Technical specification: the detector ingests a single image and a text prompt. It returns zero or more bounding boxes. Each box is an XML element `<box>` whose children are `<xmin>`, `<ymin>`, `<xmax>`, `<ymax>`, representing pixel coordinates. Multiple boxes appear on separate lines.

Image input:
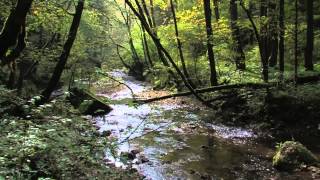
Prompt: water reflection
<box><xmin>94</xmin><ymin>71</ymin><xmax>276</xmax><ymax>179</ymax></box>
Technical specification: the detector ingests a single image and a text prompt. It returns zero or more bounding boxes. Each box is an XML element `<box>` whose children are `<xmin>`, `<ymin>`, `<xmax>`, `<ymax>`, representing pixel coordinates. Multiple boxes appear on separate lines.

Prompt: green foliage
<box><xmin>0</xmin><ymin>88</ymin><xmax>138</xmax><ymax>179</ymax></box>
<box><xmin>273</xmin><ymin>141</ymin><xmax>319</xmax><ymax>171</ymax></box>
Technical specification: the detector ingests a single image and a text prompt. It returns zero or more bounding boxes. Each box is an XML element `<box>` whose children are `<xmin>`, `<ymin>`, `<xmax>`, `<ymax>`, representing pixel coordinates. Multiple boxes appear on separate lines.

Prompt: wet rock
<box><xmin>200</xmin><ymin>174</ymin><xmax>211</xmax><ymax>179</ymax></box>
<box><xmin>131</xmin><ymin>149</ymin><xmax>141</xmax><ymax>155</ymax></box>
<box><xmin>139</xmin><ymin>155</ymin><xmax>149</xmax><ymax>163</ymax></box>
<box><xmin>129</xmin><ymin>168</ymin><xmax>138</xmax><ymax>173</ymax></box>
<box><xmin>163</xmin><ymin>160</ymin><xmax>172</xmax><ymax>164</ymax></box>
<box><xmin>119</xmin><ymin>129</ymin><xmax>124</xmax><ymax>132</ymax></box>
<box><xmin>201</xmin><ymin>145</ymin><xmax>210</xmax><ymax>149</ymax></box>
<box><xmin>121</xmin><ymin>152</ymin><xmax>136</xmax><ymax>160</ymax></box>
<box><xmin>189</xmin><ymin>169</ymin><xmax>196</xmax><ymax>174</ymax></box>
<box><xmin>134</xmin><ymin>159</ymin><xmax>142</xmax><ymax>165</ymax></box>
<box><xmin>69</xmin><ymin>87</ymin><xmax>112</xmax><ymax>116</ymax></box>
<box><xmin>272</xmin><ymin>141</ymin><xmax>319</xmax><ymax>171</ymax></box>
<box><xmin>101</xmin><ymin>130</ymin><xmax>111</xmax><ymax>137</ymax></box>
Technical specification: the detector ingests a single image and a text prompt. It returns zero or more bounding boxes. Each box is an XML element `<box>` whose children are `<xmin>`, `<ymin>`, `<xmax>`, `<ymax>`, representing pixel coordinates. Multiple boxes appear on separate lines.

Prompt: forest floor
<box><xmin>0</xmin><ymin>87</ymin><xmax>141</xmax><ymax>179</ymax></box>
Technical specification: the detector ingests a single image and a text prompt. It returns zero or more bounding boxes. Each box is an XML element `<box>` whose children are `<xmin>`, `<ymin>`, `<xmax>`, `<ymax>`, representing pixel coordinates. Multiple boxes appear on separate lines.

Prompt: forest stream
<box><xmin>92</xmin><ymin>71</ymin><xmax>317</xmax><ymax>180</ymax></box>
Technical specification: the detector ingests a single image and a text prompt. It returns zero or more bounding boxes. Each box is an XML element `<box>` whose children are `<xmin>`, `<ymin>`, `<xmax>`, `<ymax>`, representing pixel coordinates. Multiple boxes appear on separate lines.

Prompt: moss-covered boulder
<box><xmin>273</xmin><ymin>141</ymin><xmax>319</xmax><ymax>171</ymax></box>
<box><xmin>68</xmin><ymin>87</ymin><xmax>112</xmax><ymax>116</ymax></box>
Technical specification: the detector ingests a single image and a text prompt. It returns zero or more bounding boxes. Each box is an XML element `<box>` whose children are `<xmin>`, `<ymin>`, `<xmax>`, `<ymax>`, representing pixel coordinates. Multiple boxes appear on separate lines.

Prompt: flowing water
<box><xmin>93</xmin><ymin>71</ymin><xmax>315</xmax><ymax>180</ymax></box>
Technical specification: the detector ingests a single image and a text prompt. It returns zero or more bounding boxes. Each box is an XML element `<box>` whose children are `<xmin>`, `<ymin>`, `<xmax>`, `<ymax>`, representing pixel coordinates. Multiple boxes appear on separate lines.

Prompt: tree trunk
<box><xmin>149</xmin><ymin>0</ymin><xmax>156</xmax><ymax>26</ymax></box>
<box><xmin>203</xmin><ymin>0</ymin><xmax>218</xmax><ymax>86</ymax></box>
<box><xmin>141</xmin><ymin>0</ymin><xmax>153</xmax><ymax>27</ymax></box>
<box><xmin>125</xmin><ymin>0</ymin><xmax>212</xmax><ymax>107</ymax></box>
<box><xmin>40</xmin><ymin>0</ymin><xmax>84</xmax><ymax>103</ymax></box>
<box><xmin>294</xmin><ymin>0</ymin><xmax>298</xmax><ymax>83</ymax></box>
<box><xmin>170</xmin><ymin>0</ymin><xmax>194</xmax><ymax>87</ymax></box>
<box><xmin>213</xmin><ymin>0</ymin><xmax>220</xmax><ymax>21</ymax></box>
<box><xmin>240</xmin><ymin>1</ymin><xmax>267</xmax><ymax>82</ymax></box>
<box><xmin>142</xmin><ymin>26</ymin><xmax>153</xmax><ymax>67</ymax></box>
<box><xmin>279</xmin><ymin>0</ymin><xmax>285</xmax><ymax>74</ymax></box>
<box><xmin>230</xmin><ymin>0</ymin><xmax>246</xmax><ymax>70</ymax></box>
<box><xmin>0</xmin><ymin>0</ymin><xmax>33</xmax><ymax>60</ymax></box>
<box><xmin>260</xmin><ymin>0</ymin><xmax>269</xmax><ymax>82</ymax></box>
<box><xmin>304</xmin><ymin>0</ymin><xmax>314</xmax><ymax>71</ymax></box>
<box><xmin>268</xmin><ymin>0</ymin><xmax>278</xmax><ymax>67</ymax></box>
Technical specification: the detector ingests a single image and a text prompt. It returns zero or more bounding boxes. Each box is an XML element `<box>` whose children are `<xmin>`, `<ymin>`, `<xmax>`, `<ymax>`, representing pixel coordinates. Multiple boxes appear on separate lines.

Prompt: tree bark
<box><xmin>142</xmin><ymin>25</ymin><xmax>153</xmax><ymax>67</ymax></box>
<box><xmin>260</xmin><ymin>0</ymin><xmax>269</xmax><ymax>82</ymax></box>
<box><xmin>279</xmin><ymin>0</ymin><xmax>285</xmax><ymax>74</ymax></box>
<box><xmin>203</xmin><ymin>0</ymin><xmax>218</xmax><ymax>86</ymax></box>
<box><xmin>0</xmin><ymin>0</ymin><xmax>33</xmax><ymax>60</ymax></box>
<box><xmin>149</xmin><ymin>0</ymin><xmax>156</xmax><ymax>26</ymax></box>
<box><xmin>141</xmin><ymin>0</ymin><xmax>153</xmax><ymax>27</ymax></box>
<box><xmin>230</xmin><ymin>0</ymin><xmax>246</xmax><ymax>70</ymax></box>
<box><xmin>170</xmin><ymin>0</ymin><xmax>194</xmax><ymax>87</ymax></box>
<box><xmin>268</xmin><ymin>0</ymin><xmax>278</xmax><ymax>67</ymax></box>
<box><xmin>294</xmin><ymin>0</ymin><xmax>298</xmax><ymax>83</ymax></box>
<box><xmin>213</xmin><ymin>0</ymin><xmax>220</xmax><ymax>21</ymax></box>
<box><xmin>40</xmin><ymin>0</ymin><xmax>84</xmax><ymax>103</ymax></box>
<box><xmin>304</xmin><ymin>0</ymin><xmax>314</xmax><ymax>71</ymax></box>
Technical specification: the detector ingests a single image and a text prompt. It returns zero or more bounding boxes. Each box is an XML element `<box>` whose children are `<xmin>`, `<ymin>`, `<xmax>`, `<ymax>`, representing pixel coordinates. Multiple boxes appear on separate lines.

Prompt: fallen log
<box><xmin>136</xmin><ymin>74</ymin><xmax>320</xmax><ymax>104</ymax></box>
<box><xmin>135</xmin><ymin>83</ymin><xmax>271</xmax><ymax>104</ymax></box>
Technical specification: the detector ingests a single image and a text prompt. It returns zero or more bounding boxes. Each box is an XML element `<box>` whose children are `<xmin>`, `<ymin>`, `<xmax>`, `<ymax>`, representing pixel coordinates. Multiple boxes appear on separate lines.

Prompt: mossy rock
<box><xmin>273</xmin><ymin>141</ymin><xmax>319</xmax><ymax>171</ymax></box>
<box><xmin>69</xmin><ymin>88</ymin><xmax>112</xmax><ymax>116</ymax></box>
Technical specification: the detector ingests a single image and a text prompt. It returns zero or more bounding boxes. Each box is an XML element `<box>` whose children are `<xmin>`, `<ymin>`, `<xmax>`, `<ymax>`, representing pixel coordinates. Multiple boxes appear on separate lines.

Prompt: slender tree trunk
<box><xmin>240</xmin><ymin>0</ymin><xmax>269</xmax><ymax>82</ymax></box>
<box><xmin>149</xmin><ymin>0</ymin><xmax>156</xmax><ymax>28</ymax></box>
<box><xmin>260</xmin><ymin>0</ymin><xmax>269</xmax><ymax>82</ymax></box>
<box><xmin>279</xmin><ymin>0</ymin><xmax>285</xmax><ymax>74</ymax></box>
<box><xmin>132</xmin><ymin>0</ymin><xmax>180</xmax><ymax>85</ymax></box>
<box><xmin>294</xmin><ymin>0</ymin><xmax>298</xmax><ymax>83</ymax></box>
<box><xmin>305</xmin><ymin>0</ymin><xmax>314</xmax><ymax>71</ymax></box>
<box><xmin>134</xmin><ymin>0</ymin><xmax>170</xmax><ymax>68</ymax></box>
<box><xmin>170</xmin><ymin>0</ymin><xmax>194</xmax><ymax>87</ymax></box>
<box><xmin>142</xmin><ymin>26</ymin><xmax>153</xmax><ymax>67</ymax></box>
<box><xmin>141</xmin><ymin>0</ymin><xmax>153</xmax><ymax>27</ymax></box>
<box><xmin>268</xmin><ymin>0</ymin><xmax>278</xmax><ymax>67</ymax></box>
<box><xmin>230</xmin><ymin>0</ymin><xmax>246</xmax><ymax>70</ymax></box>
<box><xmin>0</xmin><ymin>0</ymin><xmax>33</xmax><ymax>60</ymax></box>
<box><xmin>125</xmin><ymin>0</ymin><xmax>212</xmax><ymax>107</ymax></box>
<box><xmin>40</xmin><ymin>0</ymin><xmax>84</xmax><ymax>103</ymax></box>
<box><xmin>213</xmin><ymin>0</ymin><xmax>220</xmax><ymax>21</ymax></box>
<box><xmin>203</xmin><ymin>0</ymin><xmax>218</xmax><ymax>86</ymax></box>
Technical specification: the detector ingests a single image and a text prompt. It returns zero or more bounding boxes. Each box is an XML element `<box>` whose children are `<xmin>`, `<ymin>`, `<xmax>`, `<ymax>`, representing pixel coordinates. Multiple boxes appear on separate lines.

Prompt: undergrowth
<box><xmin>0</xmin><ymin>86</ymin><xmax>139</xmax><ymax>179</ymax></box>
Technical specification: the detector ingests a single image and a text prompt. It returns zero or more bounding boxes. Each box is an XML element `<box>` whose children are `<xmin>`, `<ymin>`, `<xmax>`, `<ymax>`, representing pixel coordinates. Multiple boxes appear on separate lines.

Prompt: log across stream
<box><xmin>92</xmin><ymin>71</ymin><xmax>315</xmax><ymax>179</ymax></box>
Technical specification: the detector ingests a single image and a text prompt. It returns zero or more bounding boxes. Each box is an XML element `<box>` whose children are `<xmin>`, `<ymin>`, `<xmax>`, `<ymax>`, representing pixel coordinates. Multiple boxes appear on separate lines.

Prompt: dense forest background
<box><xmin>0</xmin><ymin>0</ymin><xmax>319</xmax><ymax>95</ymax></box>
<box><xmin>0</xmin><ymin>0</ymin><xmax>319</xmax><ymax>179</ymax></box>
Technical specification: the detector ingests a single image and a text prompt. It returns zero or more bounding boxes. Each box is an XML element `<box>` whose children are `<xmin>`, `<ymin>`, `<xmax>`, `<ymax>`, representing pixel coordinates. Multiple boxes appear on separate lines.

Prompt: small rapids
<box><xmin>92</xmin><ymin>71</ymin><xmax>305</xmax><ymax>179</ymax></box>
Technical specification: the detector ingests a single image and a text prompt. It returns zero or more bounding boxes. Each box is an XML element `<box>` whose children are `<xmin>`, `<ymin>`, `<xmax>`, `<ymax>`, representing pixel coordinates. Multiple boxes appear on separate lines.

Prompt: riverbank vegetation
<box><xmin>0</xmin><ymin>0</ymin><xmax>319</xmax><ymax>179</ymax></box>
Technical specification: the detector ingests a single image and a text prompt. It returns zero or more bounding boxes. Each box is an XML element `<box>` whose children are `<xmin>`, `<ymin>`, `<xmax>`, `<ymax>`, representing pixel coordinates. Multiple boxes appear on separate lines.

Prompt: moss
<box><xmin>69</xmin><ymin>87</ymin><xmax>112</xmax><ymax>116</ymax></box>
<box><xmin>273</xmin><ymin>141</ymin><xmax>319</xmax><ymax>171</ymax></box>
<box><xmin>78</xmin><ymin>99</ymin><xmax>94</xmax><ymax>114</ymax></box>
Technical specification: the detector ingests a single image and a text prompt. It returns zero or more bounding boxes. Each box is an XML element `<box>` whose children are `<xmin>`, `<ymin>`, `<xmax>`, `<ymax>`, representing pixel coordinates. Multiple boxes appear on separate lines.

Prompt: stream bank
<box><xmin>93</xmin><ymin>71</ymin><xmax>320</xmax><ymax>179</ymax></box>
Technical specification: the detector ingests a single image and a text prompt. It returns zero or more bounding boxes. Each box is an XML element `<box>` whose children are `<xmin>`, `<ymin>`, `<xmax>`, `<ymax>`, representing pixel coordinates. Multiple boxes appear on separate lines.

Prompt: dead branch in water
<box><xmin>98</xmin><ymin>71</ymin><xmax>136</xmax><ymax>99</ymax></box>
